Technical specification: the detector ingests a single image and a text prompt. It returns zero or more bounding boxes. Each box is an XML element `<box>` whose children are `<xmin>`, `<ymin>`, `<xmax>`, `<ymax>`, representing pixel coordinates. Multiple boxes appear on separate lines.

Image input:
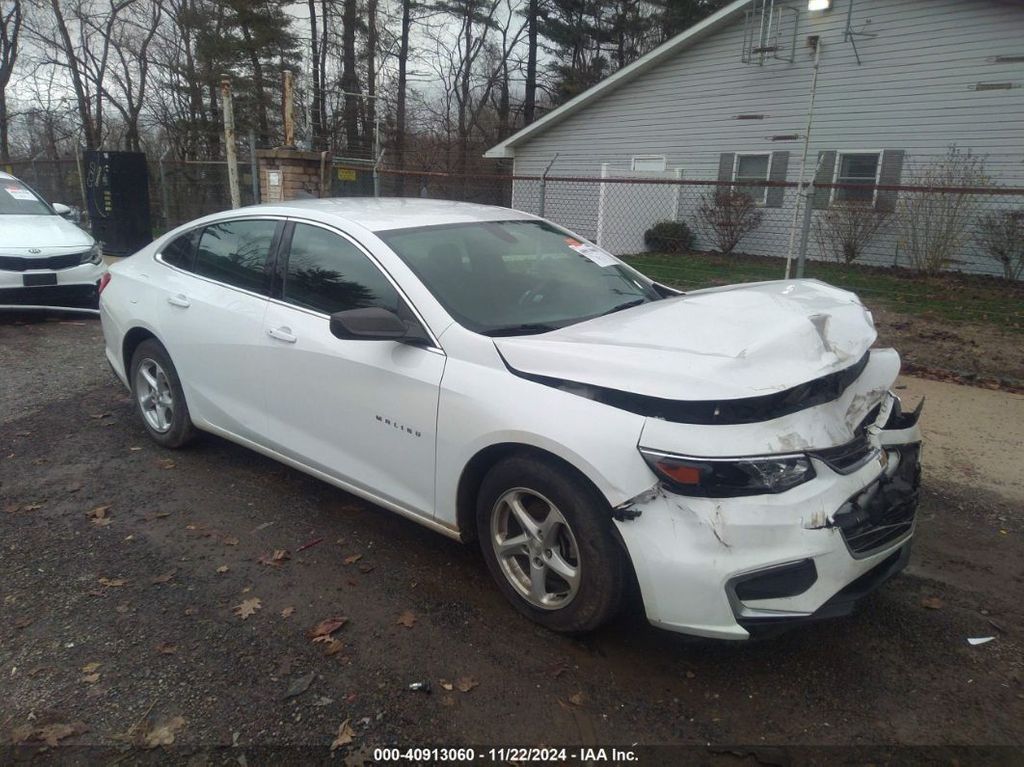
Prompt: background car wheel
<box><xmin>130</xmin><ymin>339</ymin><xmax>196</xmax><ymax>449</ymax></box>
<box><xmin>476</xmin><ymin>454</ymin><xmax>627</xmax><ymax>633</ymax></box>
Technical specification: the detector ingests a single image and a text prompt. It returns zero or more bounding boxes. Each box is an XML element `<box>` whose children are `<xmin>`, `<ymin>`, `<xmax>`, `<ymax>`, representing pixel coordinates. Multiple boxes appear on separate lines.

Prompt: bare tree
<box><xmin>976</xmin><ymin>209</ymin><xmax>1024</xmax><ymax>280</ymax></box>
<box><xmin>897</xmin><ymin>147</ymin><xmax>990</xmax><ymax>274</ymax></box>
<box><xmin>813</xmin><ymin>202</ymin><xmax>890</xmax><ymax>265</ymax></box>
<box><xmin>0</xmin><ymin>0</ymin><xmax>22</xmax><ymax>161</ymax></box>
<box><xmin>697</xmin><ymin>189</ymin><xmax>764</xmax><ymax>255</ymax></box>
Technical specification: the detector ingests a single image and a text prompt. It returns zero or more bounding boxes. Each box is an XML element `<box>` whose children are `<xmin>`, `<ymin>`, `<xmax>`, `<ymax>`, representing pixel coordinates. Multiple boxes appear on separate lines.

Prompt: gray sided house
<box><xmin>485</xmin><ymin>0</ymin><xmax>1024</xmax><ymax>273</ymax></box>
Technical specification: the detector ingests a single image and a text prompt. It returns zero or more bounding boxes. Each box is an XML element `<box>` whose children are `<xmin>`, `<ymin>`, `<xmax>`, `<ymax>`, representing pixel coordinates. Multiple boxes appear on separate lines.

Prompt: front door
<box><xmin>260</xmin><ymin>221</ymin><xmax>445</xmax><ymax>517</ymax></box>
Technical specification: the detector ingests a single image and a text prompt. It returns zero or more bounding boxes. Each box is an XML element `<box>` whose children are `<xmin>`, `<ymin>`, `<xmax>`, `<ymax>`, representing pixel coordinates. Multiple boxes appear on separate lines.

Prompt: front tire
<box><xmin>476</xmin><ymin>455</ymin><xmax>627</xmax><ymax>633</ymax></box>
<box><xmin>130</xmin><ymin>339</ymin><xmax>196</xmax><ymax>449</ymax></box>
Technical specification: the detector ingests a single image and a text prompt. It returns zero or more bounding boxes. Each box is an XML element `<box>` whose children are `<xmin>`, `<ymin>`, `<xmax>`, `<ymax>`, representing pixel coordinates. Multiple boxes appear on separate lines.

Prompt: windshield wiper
<box><xmin>599</xmin><ymin>298</ymin><xmax>647</xmax><ymax>316</ymax></box>
<box><xmin>483</xmin><ymin>323</ymin><xmax>558</xmax><ymax>337</ymax></box>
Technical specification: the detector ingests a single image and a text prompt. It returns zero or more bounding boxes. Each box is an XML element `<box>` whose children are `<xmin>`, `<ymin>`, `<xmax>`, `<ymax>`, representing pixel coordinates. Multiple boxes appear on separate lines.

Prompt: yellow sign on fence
<box><xmin>336</xmin><ymin>168</ymin><xmax>357</xmax><ymax>182</ymax></box>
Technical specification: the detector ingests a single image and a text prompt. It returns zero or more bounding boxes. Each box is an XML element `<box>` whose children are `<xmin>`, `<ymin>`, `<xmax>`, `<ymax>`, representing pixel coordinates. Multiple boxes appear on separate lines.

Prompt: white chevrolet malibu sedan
<box><xmin>0</xmin><ymin>171</ymin><xmax>105</xmax><ymax>305</ymax></box>
<box><xmin>100</xmin><ymin>198</ymin><xmax>922</xmax><ymax>639</ymax></box>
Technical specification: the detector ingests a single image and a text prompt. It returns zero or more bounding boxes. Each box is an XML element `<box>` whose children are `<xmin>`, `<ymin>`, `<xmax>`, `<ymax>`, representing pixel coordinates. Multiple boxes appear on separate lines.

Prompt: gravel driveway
<box><xmin>1</xmin><ymin>312</ymin><xmax>1022</xmax><ymax>760</ymax></box>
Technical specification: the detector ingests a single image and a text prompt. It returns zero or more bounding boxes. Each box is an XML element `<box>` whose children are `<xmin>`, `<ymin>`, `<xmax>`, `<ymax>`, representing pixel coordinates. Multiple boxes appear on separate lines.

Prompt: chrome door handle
<box><xmin>267</xmin><ymin>326</ymin><xmax>297</xmax><ymax>344</ymax></box>
<box><xmin>167</xmin><ymin>294</ymin><xmax>191</xmax><ymax>308</ymax></box>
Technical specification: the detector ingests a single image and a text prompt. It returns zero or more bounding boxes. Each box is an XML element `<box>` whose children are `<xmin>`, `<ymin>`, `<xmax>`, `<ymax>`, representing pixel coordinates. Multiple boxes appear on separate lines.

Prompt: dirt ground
<box><xmin>1</xmin><ymin>313</ymin><xmax>1023</xmax><ymax>761</ymax></box>
<box><xmin>873</xmin><ymin>307</ymin><xmax>1024</xmax><ymax>389</ymax></box>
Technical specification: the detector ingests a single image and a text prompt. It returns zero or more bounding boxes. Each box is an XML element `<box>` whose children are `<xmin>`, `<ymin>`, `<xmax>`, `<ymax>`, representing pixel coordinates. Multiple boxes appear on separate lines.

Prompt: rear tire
<box><xmin>129</xmin><ymin>339</ymin><xmax>196</xmax><ymax>449</ymax></box>
<box><xmin>476</xmin><ymin>455</ymin><xmax>627</xmax><ymax>633</ymax></box>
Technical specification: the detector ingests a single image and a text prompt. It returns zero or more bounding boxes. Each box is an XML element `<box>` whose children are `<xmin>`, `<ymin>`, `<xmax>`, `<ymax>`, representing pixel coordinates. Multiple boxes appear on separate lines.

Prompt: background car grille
<box><xmin>0</xmin><ymin>252</ymin><xmax>85</xmax><ymax>272</ymax></box>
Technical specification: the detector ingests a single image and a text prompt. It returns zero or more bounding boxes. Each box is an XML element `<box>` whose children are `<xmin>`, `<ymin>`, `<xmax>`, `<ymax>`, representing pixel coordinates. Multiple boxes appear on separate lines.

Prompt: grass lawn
<box><xmin>625</xmin><ymin>251</ymin><xmax>1024</xmax><ymax>332</ymax></box>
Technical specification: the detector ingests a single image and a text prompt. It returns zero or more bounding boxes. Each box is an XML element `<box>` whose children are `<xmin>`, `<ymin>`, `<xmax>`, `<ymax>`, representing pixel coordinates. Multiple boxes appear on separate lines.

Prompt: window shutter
<box><xmin>717</xmin><ymin>153</ymin><xmax>736</xmax><ymax>184</ymax></box>
<box><xmin>811</xmin><ymin>151</ymin><xmax>837</xmax><ymax>210</ymax></box>
<box><xmin>765</xmin><ymin>151</ymin><xmax>789</xmax><ymax>208</ymax></box>
<box><xmin>875</xmin><ymin>150</ymin><xmax>905</xmax><ymax>213</ymax></box>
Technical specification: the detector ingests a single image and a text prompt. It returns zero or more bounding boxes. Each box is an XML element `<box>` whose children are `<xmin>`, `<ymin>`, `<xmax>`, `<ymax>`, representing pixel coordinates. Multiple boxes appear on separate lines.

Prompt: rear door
<box><xmin>259</xmin><ymin>220</ymin><xmax>445</xmax><ymax>517</ymax></box>
<box><xmin>156</xmin><ymin>217</ymin><xmax>282</xmax><ymax>441</ymax></box>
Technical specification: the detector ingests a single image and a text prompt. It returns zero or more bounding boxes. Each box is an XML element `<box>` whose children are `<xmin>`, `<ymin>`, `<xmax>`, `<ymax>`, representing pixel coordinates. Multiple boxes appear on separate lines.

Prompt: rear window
<box><xmin>0</xmin><ymin>180</ymin><xmax>51</xmax><ymax>216</ymax></box>
<box><xmin>160</xmin><ymin>229</ymin><xmax>200</xmax><ymax>271</ymax></box>
<box><xmin>194</xmin><ymin>220</ymin><xmax>278</xmax><ymax>294</ymax></box>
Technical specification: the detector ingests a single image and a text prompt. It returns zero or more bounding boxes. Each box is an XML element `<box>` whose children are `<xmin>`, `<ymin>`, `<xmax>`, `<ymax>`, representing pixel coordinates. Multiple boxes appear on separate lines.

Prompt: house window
<box><xmin>631</xmin><ymin>155</ymin><xmax>666</xmax><ymax>172</ymax></box>
<box><xmin>834</xmin><ymin>152</ymin><xmax>881</xmax><ymax>204</ymax></box>
<box><xmin>733</xmin><ymin>154</ymin><xmax>771</xmax><ymax>204</ymax></box>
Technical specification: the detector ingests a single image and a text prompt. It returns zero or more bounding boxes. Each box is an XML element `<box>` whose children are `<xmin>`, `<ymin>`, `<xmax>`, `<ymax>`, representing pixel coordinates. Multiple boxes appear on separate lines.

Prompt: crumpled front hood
<box><xmin>494</xmin><ymin>280</ymin><xmax>877</xmax><ymax>402</ymax></box>
<box><xmin>0</xmin><ymin>214</ymin><xmax>93</xmax><ymax>252</ymax></box>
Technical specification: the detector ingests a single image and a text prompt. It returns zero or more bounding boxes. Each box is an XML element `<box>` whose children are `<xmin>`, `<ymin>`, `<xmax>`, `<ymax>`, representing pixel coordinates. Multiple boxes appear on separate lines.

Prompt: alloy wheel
<box><xmin>136</xmin><ymin>358</ymin><xmax>175</xmax><ymax>433</ymax></box>
<box><xmin>490</xmin><ymin>487</ymin><xmax>581</xmax><ymax>610</ymax></box>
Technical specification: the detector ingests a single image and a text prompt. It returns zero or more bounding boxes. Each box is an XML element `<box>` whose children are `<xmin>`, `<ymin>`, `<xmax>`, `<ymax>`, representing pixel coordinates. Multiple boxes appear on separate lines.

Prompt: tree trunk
<box><xmin>308</xmin><ymin>0</ymin><xmax>322</xmax><ymax>149</ymax></box>
<box><xmin>364</xmin><ymin>0</ymin><xmax>378</xmax><ymax>158</ymax></box>
<box><xmin>341</xmin><ymin>0</ymin><xmax>361</xmax><ymax>155</ymax></box>
<box><xmin>0</xmin><ymin>90</ymin><xmax>8</xmax><ymax>161</ymax></box>
<box><xmin>395</xmin><ymin>0</ymin><xmax>411</xmax><ymax>193</ymax></box>
<box><xmin>524</xmin><ymin>0</ymin><xmax>537</xmax><ymax>125</ymax></box>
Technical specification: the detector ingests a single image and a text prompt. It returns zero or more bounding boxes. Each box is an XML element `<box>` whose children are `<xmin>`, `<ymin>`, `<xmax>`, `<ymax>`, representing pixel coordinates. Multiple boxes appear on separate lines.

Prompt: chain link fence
<box><xmin>3</xmin><ymin>156</ymin><xmax>257</xmax><ymax>235</ymax></box>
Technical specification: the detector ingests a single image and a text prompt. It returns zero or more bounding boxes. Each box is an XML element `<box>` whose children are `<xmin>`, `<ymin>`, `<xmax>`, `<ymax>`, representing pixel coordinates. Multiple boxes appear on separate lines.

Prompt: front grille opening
<box><xmin>834</xmin><ymin>444</ymin><xmax>921</xmax><ymax>556</ymax></box>
<box><xmin>0</xmin><ymin>253</ymin><xmax>84</xmax><ymax>272</ymax></box>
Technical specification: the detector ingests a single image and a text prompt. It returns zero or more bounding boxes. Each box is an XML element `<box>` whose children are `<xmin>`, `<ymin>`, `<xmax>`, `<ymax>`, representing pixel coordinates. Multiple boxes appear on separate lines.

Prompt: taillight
<box><xmin>98</xmin><ymin>272</ymin><xmax>112</xmax><ymax>295</ymax></box>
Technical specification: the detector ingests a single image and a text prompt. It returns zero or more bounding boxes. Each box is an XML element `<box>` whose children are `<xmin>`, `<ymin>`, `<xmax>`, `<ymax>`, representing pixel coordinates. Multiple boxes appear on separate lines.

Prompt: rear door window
<box><xmin>194</xmin><ymin>220</ymin><xmax>278</xmax><ymax>294</ymax></box>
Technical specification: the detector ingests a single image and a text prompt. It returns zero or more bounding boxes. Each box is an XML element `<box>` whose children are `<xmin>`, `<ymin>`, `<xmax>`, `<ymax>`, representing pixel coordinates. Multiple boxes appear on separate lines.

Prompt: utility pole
<box><xmin>785</xmin><ymin>37</ymin><xmax>823</xmax><ymax>278</ymax></box>
<box><xmin>221</xmin><ymin>75</ymin><xmax>241</xmax><ymax>209</ymax></box>
<box><xmin>282</xmin><ymin>69</ymin><xmax>295</xmax><ymax>148</ymax></box>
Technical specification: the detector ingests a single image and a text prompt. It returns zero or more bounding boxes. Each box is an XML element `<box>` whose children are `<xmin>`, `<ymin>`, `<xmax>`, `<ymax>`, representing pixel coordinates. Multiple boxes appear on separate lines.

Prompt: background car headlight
<box><xmin>639</xmin><ymin>449</ymin><xmax>816</xmax><ymax>497</ymax></box>
<box><xmin>80</xmin><ymin>243</ymin><xmax>103</xmax><ymax>265</ymax></box>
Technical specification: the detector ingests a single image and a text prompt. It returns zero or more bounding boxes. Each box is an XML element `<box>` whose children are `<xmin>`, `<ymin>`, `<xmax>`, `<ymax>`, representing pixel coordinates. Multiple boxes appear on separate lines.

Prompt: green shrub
<box><xmin>643</xmin><ymin>220</ymin><xmax>695</xmax><ymax>253</ymax></box>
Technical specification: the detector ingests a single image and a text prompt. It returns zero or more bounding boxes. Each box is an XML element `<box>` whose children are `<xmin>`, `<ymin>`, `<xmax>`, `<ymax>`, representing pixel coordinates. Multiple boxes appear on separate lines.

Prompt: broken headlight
<box><xmin>639</xmin><ymin>449</ymin><xmax>816</xmax><ymax>497</ymax></box>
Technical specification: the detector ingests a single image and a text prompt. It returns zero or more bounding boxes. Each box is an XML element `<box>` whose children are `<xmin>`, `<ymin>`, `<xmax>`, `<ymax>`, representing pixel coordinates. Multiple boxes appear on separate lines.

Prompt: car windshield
<box><xmin>0</xmin><ymin>180</ymin><xmax>52</xmax><ymax>216</ymax></box>
<box><xmin>379</xmin><ymin>220</ymin><xmax>661</xmax><ymax>335</ymax></box>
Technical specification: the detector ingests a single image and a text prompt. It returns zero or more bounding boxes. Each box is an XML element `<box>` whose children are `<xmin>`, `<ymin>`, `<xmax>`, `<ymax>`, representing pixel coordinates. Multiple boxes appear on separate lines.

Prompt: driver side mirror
<box><xmin>52</xmin><ymin>203</ymin><xmax>73</xmax><ymax>217</ymax></box>
<box><xmin>329</xmin><ymin>307</ymin><xmax>431</xmax><ymax>345</ymax></box>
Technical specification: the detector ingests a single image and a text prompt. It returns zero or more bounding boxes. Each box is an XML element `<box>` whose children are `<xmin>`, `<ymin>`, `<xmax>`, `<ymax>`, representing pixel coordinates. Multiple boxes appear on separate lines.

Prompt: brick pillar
<box><xmin>256</xmin><ymin>149</ymin><xmax>327</xmax><ymax>203</ymax></box>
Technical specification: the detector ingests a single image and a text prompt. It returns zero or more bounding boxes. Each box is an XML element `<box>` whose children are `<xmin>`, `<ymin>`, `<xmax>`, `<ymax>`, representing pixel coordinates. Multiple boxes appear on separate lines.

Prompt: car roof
<box><xmin>250</xmin><ymin>197</ymin><xmax>536</xmax><ymax>233</ymax></box>
<box><xmin>0</xmin><ymin>170</ymin><xmax>17</xmax><ymax>181</ymax></box>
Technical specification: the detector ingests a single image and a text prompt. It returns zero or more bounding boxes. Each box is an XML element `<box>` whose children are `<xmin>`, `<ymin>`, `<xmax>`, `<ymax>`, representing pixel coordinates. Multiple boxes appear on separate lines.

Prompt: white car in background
<box><xmin>99</xmin><ymin>198</ymin><xmax>923</xmax><ymax>640</ymax></box>
<box><xmin>0</xmin><ymin>170</ymin><xmax>104</xmax><ymax>306</ymax></box>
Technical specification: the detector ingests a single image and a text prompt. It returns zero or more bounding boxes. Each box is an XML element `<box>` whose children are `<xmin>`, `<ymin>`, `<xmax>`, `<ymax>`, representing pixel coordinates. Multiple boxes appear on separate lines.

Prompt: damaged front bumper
<box><xmin>614</xmin><ymin>395</ymin><xmax>923</xmax><ymax>640</ymax></box>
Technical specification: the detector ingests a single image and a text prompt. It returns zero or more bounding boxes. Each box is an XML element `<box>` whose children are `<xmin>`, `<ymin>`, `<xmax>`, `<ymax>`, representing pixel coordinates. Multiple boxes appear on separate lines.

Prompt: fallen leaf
<box><xmin>921</xmin><ymin>596</ymin><xmax>944</xmax><ymax>610</ymax></box>
<box><xmin>90</xmin><ymin>411</ymin><xmax>113</xmax><ymax>419</ymax></box>
<box><xmin>455</xmin><ymin>676</ymin><xmax>478</xmax><ymax>693</ymax></box>
<box><xmin>216</xmin><ymin>565</ymin><xmax>229</xmax><ymax>574</ymax></box>
<box><xmin>259</xmin><ymin>549</ymin><xmax>291</xmax><ymax>567</ymax></box>
<box><xmin>14</xmin><ymin>616</ymin><xmax>33</xmax><ymax>629</ymax></box>
<box><xmin>223</xmin><ymin>536</ymin><xmax>239</xmax><ymax>546</ymax></box>
<box><xmin>87</xmin><ymin>505</ymin><xmax>111</xmax><ymax>519</ymax></box>
<box><xmin>233</xmin><ymin>598</ymin><xmax>262</xmax><ymax>620</ymax></box>
<box><xmin>151</xmin><ymin>570</ymin><xmax>176</xmax><ymax>584</ymax></box>
<box><xmin>156</xmin><ymin>642</ymin><xmax>177</xmax><ymax>655</ymax></box>
<box><xmin>130</xmin><ymin>446</ymin><xmax>142</xmax><ymax>451</ymax></box>
<box><xmin>441</xmin><ymin>695</ymin><xmax>456</xmax><ymax>707</ymax></box>
<box><xmin>281</xmin><ymin>606</ymin><xmax>295</xmax><ymax>618</ymax></box>
<box><xmin>144</xmin><ymin>716</ymin><xmax>185</xmax><ymax>749</ymax></box>
<box><xmin>116</xmin><ymin>603</ymin><xmax>130</xmax><ymax>614</ymax></box>
<box><xmin>439</xmin><ymin>679</ymin><xmax>454</xmax><ymax>691</ymax></box>
<box><xmin>81</xmin><ymin>673</ymin><xmax>100</xmax><ymax>684</ymax></box>
<box><xmin>309</xmin><ymin>616</ymin><xmax>348</xmax><ymax>641</ymax></box>
<box><xmin>284</xmin><ymin>671</ymin><xmax>316</xmax><ymax>699</ymax></box>
<box><xmin>342</xmin><ymin>554</ymin><xmax>362</xmax><ymax>565</ymax></box>
<box><xmin>396</xmin><ymin>610</ymin><xmax>416</xmax><ymax>628</ymax></box>
<box><xmin>23</xmin><ymin>503</ymin><xmax>45</xmax><ymax>511</ymax></box>
<box><xmin>324</xmin><ymin>640</ymin><xmax>345</xmax><ymax>657</ymax></box>
<box><xmin>98</xmin><ymin>577</ymin><xmax>127</xmax><ymax>588</ymax></box>
<box><xmin>358</xmin><ymin>564</ymin><xmax>374</xmax><ymax>574</ymax></box>
<box><xmin>158</xmin><ymin>459</ymin><xmax>176</xmax><ymax>470</ymax></box>
<box><xmin>12</xmin><ymin>722</ymin><xmax>88</xmax><ymax>747</ymax></box>
<box><xmin>330</xmin><ymin>719</ymin><xmax>356</xmax><ymax>751</ymax></box>
<box><xmin>569</xmin><ymin>692</ymin><xmax>585</xmax><ymax>706</ymax></box>
<box><xmin>81</xmin><ymin>662</ymin><xmax>101</xmax><ymax>673</ymax></box>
